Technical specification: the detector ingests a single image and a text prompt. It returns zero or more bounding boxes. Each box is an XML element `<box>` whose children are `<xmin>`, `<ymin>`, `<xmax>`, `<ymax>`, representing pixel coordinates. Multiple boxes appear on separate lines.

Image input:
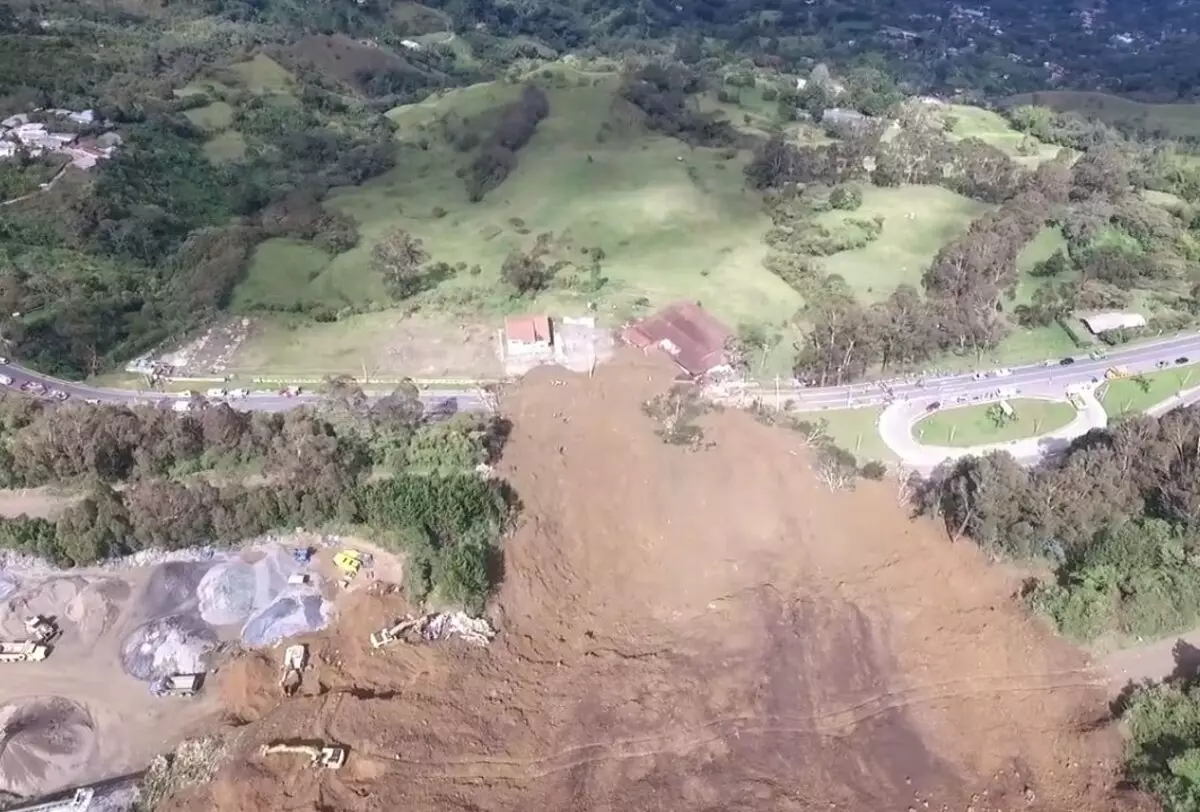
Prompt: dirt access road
<box><xmin>162</xmin><ymin>354</ymin><xmax>1151</xmax><ymax>811</ymax></box>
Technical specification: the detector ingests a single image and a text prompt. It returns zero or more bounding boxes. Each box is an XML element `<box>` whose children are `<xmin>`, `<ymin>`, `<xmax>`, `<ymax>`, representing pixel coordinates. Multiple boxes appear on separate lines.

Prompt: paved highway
<box><xmin>742</xmin><ymin>333</ymin><xmax>1200</xmax><ymax>413</ymax></box>
<box><xmin>0</xmin><ymin>360</ymin><xmax>491</xmax><ymax>415</ymax></box>
<box><xmin>4</xmin><ymin>331</ymin><xmax>1200</xmax><ymax>420</ymax></box>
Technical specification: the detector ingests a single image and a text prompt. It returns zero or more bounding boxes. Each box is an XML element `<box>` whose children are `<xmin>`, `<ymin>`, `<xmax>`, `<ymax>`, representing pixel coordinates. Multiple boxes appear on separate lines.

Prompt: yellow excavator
<box><xmin>259</xmin><ymin>741</ymin><xmax>348</xmax><ymax>770</ymax></box>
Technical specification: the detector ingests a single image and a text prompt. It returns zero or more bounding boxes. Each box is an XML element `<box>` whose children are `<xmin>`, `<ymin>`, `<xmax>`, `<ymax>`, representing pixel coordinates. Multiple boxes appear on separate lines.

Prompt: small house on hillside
<box><xmin>504</xmin><ymin>314</ymin><xmax>553</xmax><ymax>356</ymax></box>
<box><xmin>622</xmin><ymin>301</ymin><xmax>732</xmax><ymax>378</ymax></box>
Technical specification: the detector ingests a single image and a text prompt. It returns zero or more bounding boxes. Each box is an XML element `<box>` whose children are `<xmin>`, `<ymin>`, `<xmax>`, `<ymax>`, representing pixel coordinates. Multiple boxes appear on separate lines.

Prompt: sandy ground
<box><xmin>0</xmin><ymin>565</ymin><xmax>221</xmax><ymax>799</ymax></box>
<box><xmin>157</xmin><ymin>354</ymin><xmax>1156</xmax><ymax>812</ymax></box>
<box><xmin>0</xmin><ymin>538</ymin><xmax>357</xmax><ymax>802</ymax></box>
<box><xmin>0</xmin><ymin>486</ymin><xmax>79</xmax><ymax>519</ymax></box>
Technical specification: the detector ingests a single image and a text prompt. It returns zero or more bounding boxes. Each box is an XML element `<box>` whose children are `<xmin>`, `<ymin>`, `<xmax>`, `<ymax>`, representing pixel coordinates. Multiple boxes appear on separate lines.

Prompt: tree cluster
<box><xmin>619</xmin><ymin>63</ymin><xmax>736</xmax><ymax>147</ymax></box>
<box><xmin>0</xmin><ymin>390</ymin><xmax>513</xmax><ymax>610</ymax></box>
<box><xmin>912</xmin><ymin>404</ymin><xmax>1200</xmax><ymax>642</ymax></box>
<box><xmin>462</xmin><ymin>85</ymin><xmax>549</xmax><ymax>202</ymax></box>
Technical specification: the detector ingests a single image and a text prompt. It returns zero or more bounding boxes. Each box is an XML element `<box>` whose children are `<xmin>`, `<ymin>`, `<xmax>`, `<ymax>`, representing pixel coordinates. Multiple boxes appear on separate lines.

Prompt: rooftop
<box><xmin>505</xmin><ymin>314</ymin><xmax>552</xmax><ymax>345</ymax></box>
<box><xmin>622</xmin><ymin>301</ymin><xmax>732</xmax><ymax>377</ymax></box>
<box><xmin>1080</xmin><ymin>312</ymin><xmax>1147</xmax><ymax>334</ymax></box>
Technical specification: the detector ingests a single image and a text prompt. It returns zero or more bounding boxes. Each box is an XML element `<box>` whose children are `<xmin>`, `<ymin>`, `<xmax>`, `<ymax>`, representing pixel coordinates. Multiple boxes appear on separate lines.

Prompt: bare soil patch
<box><xmin>159</xmin><ymin>353</ymin><xmax>1151</xmax><ymax>812</ymax></box>
<box><xmin>0</xmin><ymin>487</ymin><xmax>77</xmax><ymax>519</ymax></box>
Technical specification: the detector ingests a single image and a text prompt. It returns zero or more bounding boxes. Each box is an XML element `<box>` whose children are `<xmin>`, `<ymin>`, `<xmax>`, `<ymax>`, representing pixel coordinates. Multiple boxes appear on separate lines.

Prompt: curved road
<box><xmin>878</xmin><ymin>389</ymin><xmax>1110</xmax><ymax>472</ymax></box>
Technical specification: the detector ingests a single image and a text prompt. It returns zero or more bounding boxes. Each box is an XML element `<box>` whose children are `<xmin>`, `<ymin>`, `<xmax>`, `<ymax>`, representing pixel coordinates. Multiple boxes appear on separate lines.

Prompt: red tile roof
<box><xmin>505</xmin><ymin>314</ymin><xmax>552</xmax><ymax>345</ymax></box>
<box><xmin>622</xmin><ymin>301</ymin><xmax>732</xmax><ymax>376</ymax></box>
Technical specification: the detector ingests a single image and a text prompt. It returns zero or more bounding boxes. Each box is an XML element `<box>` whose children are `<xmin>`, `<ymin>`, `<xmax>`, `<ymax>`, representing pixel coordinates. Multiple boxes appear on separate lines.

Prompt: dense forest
<box><xmin>0</xmin><ymin>383</ymin><xmax>513</xmax><ymax>610</ymax></box>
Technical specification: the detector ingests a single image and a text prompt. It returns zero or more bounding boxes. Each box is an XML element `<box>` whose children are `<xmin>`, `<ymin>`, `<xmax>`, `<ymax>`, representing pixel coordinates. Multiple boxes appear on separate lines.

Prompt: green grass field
<box><xmin>1006</xmin><ymin>91</ymin><xmax>1200</xmax><ymax>140</ymax></box>
<box><xmin>941</xmin><ymin>104</ymin><xmax>1063</xmax><ymax>165</ymax></box>
<box><xmin>815</xmin><ymin>185</ymin><xmax>991</xmax><ymax>301</ymax></box>
<box><xmin>1101</xmin><ymin>364</ymin><xmax>1200</xmax><ymax>417</ymax></box>
<box><xmin>913</xmin><ymin>399</ymin><xmax>1076</xmax><ymax>446</ymax></box>
<box><xmin>184</xmin><ymin>100</ymin><xmax>234</xmax><ymax>131</ymax></box>
<box><xmin>813</xmin><ymin>407</ymin><xmax>895</xmax><ymax>462</ymax></box>
<box><xmin>234</xmin><ymin>68</ymin><xmax>801</xmax><ymax>333</ymax></box>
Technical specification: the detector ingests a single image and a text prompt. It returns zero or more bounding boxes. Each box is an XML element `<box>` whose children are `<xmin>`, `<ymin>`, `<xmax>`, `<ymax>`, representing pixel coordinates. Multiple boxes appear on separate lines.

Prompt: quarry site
<box><xmin>0</xmin><ymin>354</ymin><xmax>1168</xmax><ymax>811</ymax></box>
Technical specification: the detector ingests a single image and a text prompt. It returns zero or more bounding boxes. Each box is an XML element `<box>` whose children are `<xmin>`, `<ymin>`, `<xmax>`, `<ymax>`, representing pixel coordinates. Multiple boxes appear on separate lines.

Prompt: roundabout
<box><xmin>878</xmin><ymin>387</ymin><xmax>1109</xmax><ymax>472</ymax></box>
<box><xmin>911</xmin><ymin>398</ymin><xmax>1077</xmax><ymax>447</ymax></box>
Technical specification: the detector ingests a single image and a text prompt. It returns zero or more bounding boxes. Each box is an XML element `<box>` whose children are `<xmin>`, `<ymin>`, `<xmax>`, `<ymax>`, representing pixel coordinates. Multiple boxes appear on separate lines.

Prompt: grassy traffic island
<box><xmin>1101</xmin><ymin>364</ymin><xmax>1200</xmax><ymax>417</ymax></box>
<box><xmin>912</xmin><ymin>399</ymin><xmax>1077</xmax><ymax>447</ymax></box>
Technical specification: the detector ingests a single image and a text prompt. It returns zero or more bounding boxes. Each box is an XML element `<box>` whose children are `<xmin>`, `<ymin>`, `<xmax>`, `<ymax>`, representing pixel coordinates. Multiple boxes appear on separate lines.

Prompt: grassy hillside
<box><xmin>1005</xmin><ymin>90</ymin><xmax>1200</xmax><ymax>139</ymax></box>
<box><xmin>940</xmin><ymin>104</ymin><xmax>1063</xmax><ymax>165</ymax></box>
<box><xmin>234</xmin><ymin>67</ymin><xmax>801</xmax><ymax>335</ymax></box>
<box><xmin>816</xmin><ymin>185</ymin><xmax>990</xmax><ymax>300</ymax></box>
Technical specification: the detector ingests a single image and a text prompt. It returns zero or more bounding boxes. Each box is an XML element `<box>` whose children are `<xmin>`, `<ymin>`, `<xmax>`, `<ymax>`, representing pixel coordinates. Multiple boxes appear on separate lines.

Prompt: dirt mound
<box><xmin>2</xmin><ymin>576</ymin><xmax>128</xmax><ymax>647</ymax></box>
<box><xmin>160</xmin><ymin>354</ymin><xmax>1153</xmax><ymax>812</ymax></box>
<box><xmin>0</xmin><ymin>696</ymin><xmax>96</xmax><ymax>797</ymax></box>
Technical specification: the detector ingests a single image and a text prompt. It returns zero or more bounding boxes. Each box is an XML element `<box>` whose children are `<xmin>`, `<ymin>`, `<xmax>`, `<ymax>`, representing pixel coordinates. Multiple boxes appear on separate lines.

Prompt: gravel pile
<box><xmin>120</xmin><ymin>614</ymin><xmax>217</xmax><ymax>681</ymax></box>
<box><xmin>196</xmin><ymin>547</ymin><xmax>300</xmax><ymax>628</ymax></box>
<box><xmin>0</xmin><ymin>697</ymin><xmax>96</xmax><ymax>798</ymax></box>
<box><xmin>0</xmin><ymin>574</ymin><xmax>17</xmax><ymax>602</ymax></box>
<box><xmin>242</xmin><ymin>593</ymin><xmax>332</xmax><ymax>647</ymax></box>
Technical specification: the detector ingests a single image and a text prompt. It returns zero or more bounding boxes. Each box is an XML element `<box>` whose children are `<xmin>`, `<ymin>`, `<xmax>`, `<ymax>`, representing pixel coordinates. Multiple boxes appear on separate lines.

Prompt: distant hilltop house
<box><xmin>622</xmin><ymin>301</ymin><xmax>732</xmax><ymax>378</ymax></box>
<box><xmin>0</xmin><ymin>108</ymin><xmax>121</xmax><ymax>170</ymax></box>
<box><xmin>1080</xmin><ymin>311</ymin><xmax>1147</xmax><ymax>335</ymax></box>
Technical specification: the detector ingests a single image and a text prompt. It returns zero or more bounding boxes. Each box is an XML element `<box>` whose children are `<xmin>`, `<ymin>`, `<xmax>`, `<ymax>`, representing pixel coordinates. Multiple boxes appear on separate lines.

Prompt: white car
<box><xmin>0</xmin><ymin>375</ymin><xmax>12</xmax><ymax>386</ymax></box>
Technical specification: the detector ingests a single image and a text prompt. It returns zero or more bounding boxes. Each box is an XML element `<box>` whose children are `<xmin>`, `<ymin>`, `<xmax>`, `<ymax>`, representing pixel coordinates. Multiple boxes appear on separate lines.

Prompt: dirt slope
<box><xmin>162</xmin><ymin>353</ymin><xmax>1153</xmax><ymax>812</ymax></box>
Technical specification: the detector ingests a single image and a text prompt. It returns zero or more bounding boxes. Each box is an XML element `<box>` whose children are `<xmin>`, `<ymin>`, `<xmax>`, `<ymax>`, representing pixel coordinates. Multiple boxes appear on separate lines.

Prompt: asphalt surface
<box><xmin>3</xmin><ymin>331</ymin><xmax>1199</xmax><ymax>423</ymax></box>
<box><xmin>0</xmin><ymin>361</ymin><xmax>490</xmax><ymax>415</ymax></box>
<box><xmin>747</xmin><ymin>332</ymin><xmax>1200</xmax><ymax>412</ymax></box>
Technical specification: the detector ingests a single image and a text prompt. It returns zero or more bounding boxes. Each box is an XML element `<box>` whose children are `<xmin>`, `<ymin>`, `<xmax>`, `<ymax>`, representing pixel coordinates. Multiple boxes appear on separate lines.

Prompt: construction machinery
<box><xmin>259</xmin><ymin>741</ymin><xmax>347</xmax><ymax>770</ymax></box>
<box><xmin>280</xmin><ymin>644</ymin><xmax>307</xmax><ymax>697</ymax></box>
<box><xmin>0</xmin><ymin>641</ymin><xmax>49</xmax><ymax>662</ymax></box>
<box><xmin>333</xmin><ymin>549</ymin><xmax>372</xmax><ymax>588</ymax></box>
<box><xmin>150</xmin><ymin>673</ymin><xmax>203</xmax><ymax>697</ymax></box>
<box><xmin>24</xmin><ymin>615</ymin><xmax>58</xmax><ymax>643</ymax></box>
<box><xmin>369</xmin><ymin>616</ymin><xmax>424</xmax><ymax>649</ymax></box>
<box><xmin>1105</xmin><ymin>365</ymin><xmax>1131</xmax><ymax>381</ymax></box>
<box><xmin>332</xmin><ymin>549</ymin><xmax>364</xmax><ymax>574</ymax></box>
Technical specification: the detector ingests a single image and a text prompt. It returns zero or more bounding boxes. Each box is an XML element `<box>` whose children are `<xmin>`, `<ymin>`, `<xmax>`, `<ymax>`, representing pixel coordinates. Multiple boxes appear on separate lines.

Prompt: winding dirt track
<box><xmin>163</xmin><ymin>354</ymin><xmax>1156</xmax><ymax>812</ymax></box>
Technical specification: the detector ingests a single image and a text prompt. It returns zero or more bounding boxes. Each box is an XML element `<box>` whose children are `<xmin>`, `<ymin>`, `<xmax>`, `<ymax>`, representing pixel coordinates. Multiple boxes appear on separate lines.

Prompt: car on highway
<box><xmin>925</xmin><ymin>401</ymin><xmax>941</xmax><ymax>412</ymax></box>
<box><xmin>1059</xmin><ymin>357</ymin><xmax>1076</xmax><ymax>366</ymax></box>
<box><xmin>1158</xmin><ymin>360</ymin><xmax>1170</xmax><ymax>369</ymax></box>
<box><xmin>49</xmin><ymin>390</ymin><xmax>68</xmax><ymax>401</ymax></box>
<box><xmin>1177</xmin><ymin>357</ymin><xmax>1190</xmax><ymax>365</ymax></box>
<box><xmin>0</xmin><ymin>375</ymin><xmax>11</xmax><ymax>386</ymax></box>
<box><xmin>0</xmin><ymin>356</ymin><xmax>9</xmax><ymax>364</ymax></box>
<box><xmin>20</xmin><ymin>381</ymin><xmax>44</xmax><ymax>394</ymax></box>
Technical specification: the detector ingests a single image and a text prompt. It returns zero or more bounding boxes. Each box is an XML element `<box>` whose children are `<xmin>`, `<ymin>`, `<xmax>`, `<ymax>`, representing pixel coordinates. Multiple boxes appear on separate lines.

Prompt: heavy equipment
<box><xmin>369</xmin><ymin>616</ymin><xmax>423</xmax><ymax>649</ymax></box>
<box><xmin>0</xmin><ymin>641</ymin><xmax>48</xmax><ymax>662</ymax></box>
<box><xmin>259</xmin><ymin>741</ymin><xmax>347</xmax><ymax>770</ymax></box>
<box><xmin>24</xmin><ymin>615</ymin><xmax>58</xmax><ymax>643</ymax></box>
<box><xmin>150</xmin><ymin>673</ymin><xmax>203</xmax><ymax>697</ymax></box>
<box><xmin>280</xmin><ymin>644</ymin><xmax>307</xmax><ymax>696</ymax></box>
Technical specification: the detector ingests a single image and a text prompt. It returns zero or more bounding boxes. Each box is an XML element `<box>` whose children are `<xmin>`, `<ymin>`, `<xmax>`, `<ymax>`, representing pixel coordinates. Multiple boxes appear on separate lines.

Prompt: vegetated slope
<box><xmin>235</xmin><ymin>66</ymin><xmax>798</xmax><ymax>327</ymax></box>
<box><xmin>1005</xmin><ymin>91</ymin><xmax>1200</xmax><ymax>140</ymax></box>
<box><xmin>159</xmin><ymin>354</ymin><xmax>1149</xmax><ymax>811</ymax></box>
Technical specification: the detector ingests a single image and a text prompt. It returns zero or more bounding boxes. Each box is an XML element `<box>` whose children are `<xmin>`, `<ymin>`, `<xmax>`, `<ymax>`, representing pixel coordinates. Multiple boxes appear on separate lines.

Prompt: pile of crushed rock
<box><xmin>197</xmin><ymin>546</ymin><xmax>334</xmax><ymax>646</ymax></box>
